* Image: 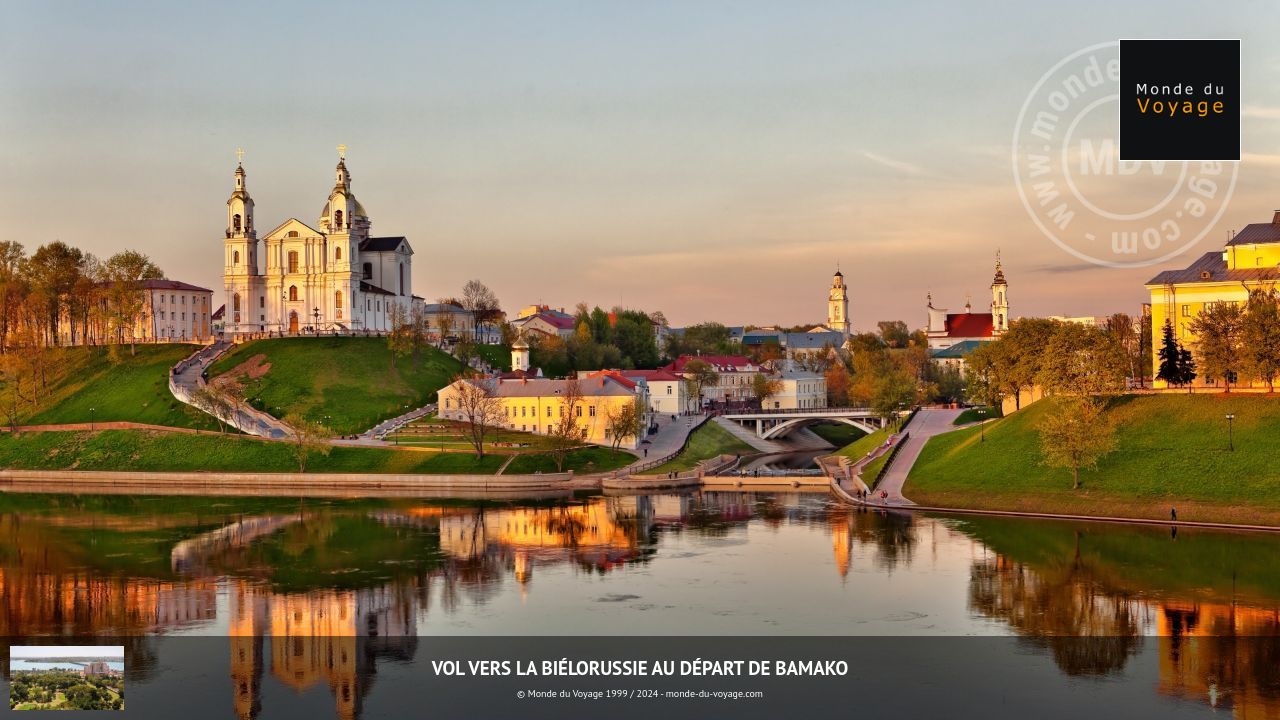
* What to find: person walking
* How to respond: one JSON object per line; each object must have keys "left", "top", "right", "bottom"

{"left": 1171, "top": 507, "right": 1177, "bottom": 522}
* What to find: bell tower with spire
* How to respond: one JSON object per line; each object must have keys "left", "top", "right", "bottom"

{"left": 990, "top": 251, "right": 1009, "bottom": 335}
{"left": 224, "top": 150, "right": 264, "bottom": 333}
{"left": 827, "top": 267, "right": 850, "bottom": 338}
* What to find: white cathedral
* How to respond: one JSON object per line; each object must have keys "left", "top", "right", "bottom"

{"left": 222, "top": 150, "right": 415, "bottom": 336}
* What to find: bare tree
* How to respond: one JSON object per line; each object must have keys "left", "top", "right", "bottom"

{"left": 451, "top": 375, "right": 504, "bottom": 458}
{"left": 461, "top": 279, "right": 503, "bottom": 327}
{"left": 547, "top": 377, "right": 585, "bottom": 471}
{"left": 605, "top": 397, "right": 644, "bottom": 450}
{"left": 190, "top": 384, "right": 232, "bottom": 434}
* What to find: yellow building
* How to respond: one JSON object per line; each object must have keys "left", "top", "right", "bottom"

{"left": 437, "top": 373, "right": 648, "bottom": 450}
{"left": 1145, "top": 210, "right": 1280, "bottom": 389}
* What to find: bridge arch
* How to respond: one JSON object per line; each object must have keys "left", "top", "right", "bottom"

{"left": 760, "top": 416, "right": 881, "bottom": 440}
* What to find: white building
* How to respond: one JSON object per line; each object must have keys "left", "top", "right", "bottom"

{"left": 223, "top": 150, "right": 415, "bottom": 337}
{"left": 771, "top": 364, "right": 828, "bottom": 410}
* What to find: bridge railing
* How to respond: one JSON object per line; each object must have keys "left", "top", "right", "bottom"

{"left": 722, "top": 406, "right": 876, "bottom": 417}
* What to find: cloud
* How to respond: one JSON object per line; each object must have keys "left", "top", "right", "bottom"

{"left": 860, "top": 150, "right": 932, "bottom": 177}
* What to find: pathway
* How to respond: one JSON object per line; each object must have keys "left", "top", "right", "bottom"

{"left": 619, "top": 413, "right": 708, "bottom": 473}
{"left": 169, "top": 341, "right": 293, "bottom": 440}
{"left": 873, "top": 407, "right": 965, "bottom": 506}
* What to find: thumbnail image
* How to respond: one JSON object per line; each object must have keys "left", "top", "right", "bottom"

{"left": 8, "top": 646, "right": 124, "bottom": 711}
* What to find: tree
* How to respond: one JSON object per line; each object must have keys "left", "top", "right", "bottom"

{"left": 1189, "top": 301, "right": 1245, "bottom": 391}
{"left": 547, "top": 376, "right": 585, "bottom": 471}
{"left": 1241, "top": 288, "right": 1280, "bottom": 391}
{"left": 189, "top": 384, "right": 233, "bottom": 433}
{"left": 1036, "top": 322, "right": 1127, "bottom": 397}
{"left": 824, "top": 362, "right": 851, "bottom": 406}
{"left": 284, "top": 413, "right": 331, "bottom": 471}
{"left": 871, "top": 366, "right": 916, "bottom": 422}
{"left": 749, "top": 372, "right": 782, "bottom": 406}
{"left": 681, "top": 359, "right": 719, "bottom": 412}
{"left": 460, "top": 279, "right": 503, "bottom": 325}
{"left": 451, "top": 375, "right": 503, "bottom": 458}
{"left": 1177, "top": 345, "right": 1197, "bottom": 390}
{"left": 604, "top": 396, "right": 644, "bottom": 451}
{"left": 1038, "top": 396, "right": 1115, "bottom": 489}
{"left": 26, "top": 241, "right": 89, "bottom": 346}
{"left": 1104, "top": 312, "right": 1139, "bottom": 383}
{"left": 1156, "top": 318, "right": 1181, "bottom": 386}
{"left": 0, "top": 240, "right": 27, "bottom": 352}
{"left": 964, "top": 340, "right": 1004, "bottom": 409}
{"left": 102, "top": 250, "right": 163, "bottom": 354}
{"left": 877, "top": 320, "right": 910, "bottom": 348}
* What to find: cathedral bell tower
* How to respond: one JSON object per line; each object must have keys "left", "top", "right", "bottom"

{"left": 225, "top": 151, "right": 258, "bottom": 277}
{"left": 827, "top": 268, "right": 850, "bottom": 338}
{"left": 990, "top": 251, "right": 1009, "bottom": 335}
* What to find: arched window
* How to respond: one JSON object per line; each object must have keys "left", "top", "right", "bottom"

{"left": 289, "top": 285, "right": 298, "bottom": 301}
{"left": 336, "top": 246, "right": 342, "bottom": 261}
{"left": 232, "top": 214, "right": 242, "bottom": 232}
{"left": 232, "top": 293, "right": 241, "bottom": 312}
{"left": 334, "top": 209, "right": 343, "bottom": 228}
{"left": 362, "top": 262, "right": 372, "bottom": 280}
{"left": 287, "top": 251, "right": 299, "bottom": 273}
{"left": 335, "top": 290, "right": 343, "bottom": 309}
{"left": 398, "top": 263, "right": 405, "bottom": 295}
{"left": 233, "top": 250, "right": 240, "bottom": 265}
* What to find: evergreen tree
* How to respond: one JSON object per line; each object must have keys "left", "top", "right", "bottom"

{"left": 1177, "top": 345, "right": 1197, "bottom": 390}
{"left": 1156, "top": 319, "right": 1181, "bottom": 385}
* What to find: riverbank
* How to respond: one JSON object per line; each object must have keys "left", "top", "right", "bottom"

{"left": 905, "top": 395, "right": 1280, "bottom": 527}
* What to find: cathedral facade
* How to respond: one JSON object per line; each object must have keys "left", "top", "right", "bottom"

{"left": 222, "top": 152, "right": 415, "bottom": 336}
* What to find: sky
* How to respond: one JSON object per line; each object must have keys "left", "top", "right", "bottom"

{"left": 10, "top": 646, "right": 124, "bottom": 659}
{"left": 3, "top": 1, "right": 1280, "bottom": 330}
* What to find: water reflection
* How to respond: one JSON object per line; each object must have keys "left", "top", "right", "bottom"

{"left": 8, "top": 493, "right": 1280, "bottom": 717}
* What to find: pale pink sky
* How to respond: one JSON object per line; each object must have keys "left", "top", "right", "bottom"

{"left": 3, "top": 2, "right": 1279, "bottom": 330}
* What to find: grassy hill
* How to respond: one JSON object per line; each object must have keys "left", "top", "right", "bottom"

{"left": 909, "top": 394, "right": 1280, "bottom": 525}
{"left": 0, "top": 430, "right": 506, "bottom": 474}
{"left": 19, "top": 344, "right": 216, "bottom": 430}
{"left": 649, "top": 421, "right": 755, "bottom": 473}
{"left": 207, "top": 337, "right": 462, "bottom": 435}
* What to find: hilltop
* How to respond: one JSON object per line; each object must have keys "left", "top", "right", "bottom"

{"left": 207, "top": 337, "right": 462, "bottom": 435}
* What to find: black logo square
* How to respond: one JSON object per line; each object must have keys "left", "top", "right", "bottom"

{"left": 1119, "top": 39, "right": 1240, "bottom": 161}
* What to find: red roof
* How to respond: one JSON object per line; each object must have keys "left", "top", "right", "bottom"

{"left": 664, "top": 355, "right": 757, "bottom": 373}
{"left": 622, "top": 369, "right": 682, "bottom": 382}
{"left": 944, "top": 313, "right": 994, "bottom": 339}
{"left": 582, "top": 370, "right": 638, "bottom": 390}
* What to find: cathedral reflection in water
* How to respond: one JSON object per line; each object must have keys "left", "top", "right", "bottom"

{"left": 4, "top": 495, "right": 1280, "bottom": 718}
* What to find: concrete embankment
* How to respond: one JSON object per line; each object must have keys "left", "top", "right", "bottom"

{"left": 0, "top": 469, "right": 579, "bottom": 500}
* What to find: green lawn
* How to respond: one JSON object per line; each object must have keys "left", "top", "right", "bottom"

{"left": 808, "top": 422, "right": 866, "bottom": 447}
{"left": 648, "top": 421, "right": 755, "bottom": 473}
{"left": 503, "top": 446, "right": 634, "bottom": 474}
{"left": 18, "top": 344, "right": 219, "bottom": 430}
{"left": 861, "top": 451, "right": 891, "bottom": 486}
{"left": 0, "top": 429, "right": 505, "bottom": 474}
{"left": 207, "top": 337, "right": 462, "bottom": 434}
{"left": 834, "top": 426, "right": 890, "bottom": 460}
{"left": 470, "top": 343, "right": 511, "bottom": 371}
{"left": 953, "top": 406, "right": 1000, "bottom": 425}
{"left": 909, "top": 394, "right": 1280, "bottom": 525}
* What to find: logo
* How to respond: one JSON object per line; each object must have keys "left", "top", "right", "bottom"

{"left": 1012, "top": 41, "right": 1238, "bottom": 268}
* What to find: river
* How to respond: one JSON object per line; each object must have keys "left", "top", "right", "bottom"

{"left": 1, "top": 489, "right": 1277, "bottom": 717}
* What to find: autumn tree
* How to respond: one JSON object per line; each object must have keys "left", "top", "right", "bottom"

{"left": 102, "top": 250, "right": 163, "bottom": 354}
{"left": 1038, "top": 396, "right": 1115, "bottom": 489}
{"left": 1190, "top": 301, "right": 1245, "bottom": 391}
{"left": 1037, "top": 322, "right": 1127, "bottom": 397}
{"left": 1241, "top": 288, "right": 1280, "bottom": 391}
{"left": 680, "top": 359, "right": 719, "bottom": 412}
{"left": 284, "top": 412, "right": 332, "bottom": 471}
{"left": 749, "top": 372, "right": 783, "bottom": 406}
{"left": 824, "top": 362, "right": 851, "bottom": 406}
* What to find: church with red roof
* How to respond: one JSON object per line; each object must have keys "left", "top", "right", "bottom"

{"left": 925, "top": 254, "right": 1009, "bottom": 351}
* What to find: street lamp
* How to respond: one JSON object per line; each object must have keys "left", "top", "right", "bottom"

{"left": 89, "top": 407, "right": 95, "bottom": 432}
{"left": 978, "top": 408, "right": 987, "bottom": 443}
{"left": 312, "top": 307, "right": 321, "bottom": 333}
{"left": 1226, "top": 413, "right": 1236, "bottom": 452}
